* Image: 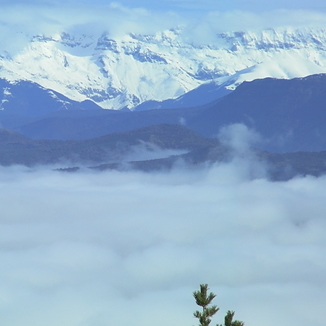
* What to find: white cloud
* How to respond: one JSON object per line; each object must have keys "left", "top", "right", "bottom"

{"left": 218, "top": 123, "right": 261, "bottom": 154}
{"left": 1, "top": 158, "right": 326, "bottom": 326}
{"left": 2, "top": 2, "right": 326, "bottom": 54}
{"left": 0, "top": 2, "right": 187, "bottom": 55}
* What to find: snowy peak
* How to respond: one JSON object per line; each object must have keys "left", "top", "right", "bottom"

{"left": 1, "top": 27, "right": 326, "bottom": 110}
{"left": 217, "top": 27, "right": 326, "bottom": 51}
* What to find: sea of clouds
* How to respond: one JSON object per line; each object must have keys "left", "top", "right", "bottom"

{"left": 1, "top": 154, "right": 326, "bottom": 326}
{"left": 1, "top": 2, "right": 326, "bottom": 324}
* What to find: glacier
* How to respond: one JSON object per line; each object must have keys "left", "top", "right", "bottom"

{"left": 1, "top": 26, "right": 326, "bottom": 110}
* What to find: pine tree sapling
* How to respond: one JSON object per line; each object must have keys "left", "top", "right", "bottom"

{"left": 193, "top": 284, "right": 245, "bottom": 326}
{"left": 193, "top": 284, "right": 219, "bottom": 326}
{"left": 223, "top": 310, "right": 244, "bottom": 326}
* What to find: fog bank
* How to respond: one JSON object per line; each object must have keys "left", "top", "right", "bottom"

{"left": 0, "top": 163, "right": 326, "bottom": 326}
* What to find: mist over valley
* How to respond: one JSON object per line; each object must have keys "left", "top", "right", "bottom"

{"left": 1, "top": 2, "right": 326, "bottom": 325}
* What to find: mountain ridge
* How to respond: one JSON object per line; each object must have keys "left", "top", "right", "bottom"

{"left": 0, "top": 78, "right": 102, "bottom": 116}
{"left": 1, "top": 124, "right": 326, "bottom": 181}
{"left": 2, "top": 73, "right": 324, "bottom": 154}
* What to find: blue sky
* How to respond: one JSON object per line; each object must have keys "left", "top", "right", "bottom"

{"left": 2, "top": 0, "right": 326, "bottom": 34}
{"left": 3, "top": 0, "right": 326, "bottom": 15}
{"left": 3, "top": 0, "right": 326, "bottom": 12}
{"left": 90, "top": 0, "right": 326, "bottom": 12}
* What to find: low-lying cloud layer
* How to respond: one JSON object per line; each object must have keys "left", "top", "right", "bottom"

{"left": 1, "top": 157, "right": 326, "bottom": 326}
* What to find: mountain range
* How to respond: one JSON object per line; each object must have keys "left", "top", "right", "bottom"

{"left": 2, "top": 26, "right": 326, "bottom": 179}
{"left": 1, "top": 123, "right": 325, "bottom": 181}
{"left": 2, "top": 27, "right": 326, "bottom": 110}
{"left": 1, "top": 74, "right": 326, "bottom": 180}
{"left": 1, "top": 73, "right": 326, "bottom": 153}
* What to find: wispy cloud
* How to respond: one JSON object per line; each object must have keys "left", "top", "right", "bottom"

{"left": 2, "top": 2, "right": 326, "bottom": 58}
{"left": 2, "top": 2, "right": 326, "bottom": 39}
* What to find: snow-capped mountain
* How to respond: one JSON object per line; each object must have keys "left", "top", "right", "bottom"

{"left": 1, "top": 26, "right": 326, "bottom": 110}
